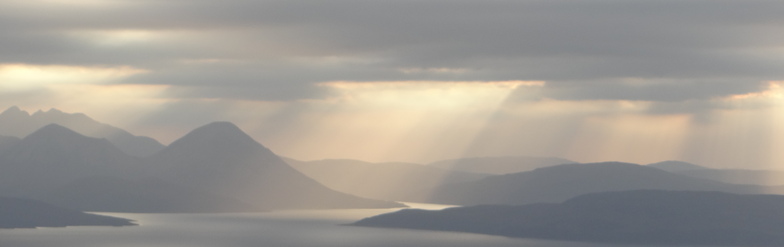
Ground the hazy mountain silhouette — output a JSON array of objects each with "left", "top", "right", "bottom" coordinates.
[
  {"left": 285, "top": 158, "right": 488, "bottom": 202},
  {"left": 643, "top": 161, "right": 784, "bottom": 186},
  {"left": 647, "top": 160, "right": 710, "bottom": 172},
  {"left": 674, "top": 169, "right": 784, "bottom": 186},
  {"left": 353, "top": 190, "right": 784, "bottom": 246},
  {"left": 427, "top": 162, "right": 770, "bottom": 205},
  {"left": 0, "top": 124, "right": 147, "bottom": 197},
  {"left": 0, "top": 106, "right": 164, "bottom": 157},
  {"left": 149, "top": 122, "right": 403, "bottom": 210},
  {"left": 0, "top": 196, "right": 134, "bottom": 229},
  {"left": 0, "top": 135, "right": 20, "bottom": 153},
  {"left": 429, "top": 156, "right": 574, "bottom": 175},
  {"left": 45, "top": 176, "right": 255, "bottom": 213},
  {"left": 0, "top": 124, "right": 259, "bottom": 213}
]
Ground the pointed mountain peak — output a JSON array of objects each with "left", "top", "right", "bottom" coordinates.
[
  {"left": 186, "top": 121, "right": 249, "bottom": 139},
  {"left": 0, "top": 106, "right": 30, "bottom": 118},
  {"left": 25, "top": 124, "right": 86, "bottom": 140},
  {"left": 165, "top": 121, "right": 264, "bottom": 152},
  {"left": 195, "top": 121, "right": 244, "bottom": 133},
  {"left": 2, "top": 106, "right": 23, "bottom": 113},
  {"left": 32, "top": 108, "right": 67, "bottom": 117}
]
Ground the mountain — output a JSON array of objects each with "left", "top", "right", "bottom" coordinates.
[
  {"left": 427, "top": 162, "right": 770, "bottom": 206},
  {"left": 44, "top": 176, "right": 254, "bottom": 213},
  {"left": 285, "top": 158, "right": 489, "bottom": 202},
  {"left": 0, "top": 135, "right": 20, "bottom": 153},
  {"left": 0, "top": 106, "right": 164, "bottom": 157},
  {"left": 0, "top": 197, "right": 134, "bottom": 229},
  {"left": 149, "top": 122, "right": 403, "bottom": 210},
  {"left": 647, "top": 160, "right": 710, "bottom": 172},
  {"left": 428, "top": 156, "right": 574, "bottom": 175},
  {"left": 0, "top": 124, "right": 254, "bottom": 213},
  {"left": 675, "top": 169, "right": 784, "bottom": 186},
  {"left": 353, "top": 190, "right": 784, "bottom": 246},
  {"left": 0, "top": 124, "right": 147, "bottom": 197}
]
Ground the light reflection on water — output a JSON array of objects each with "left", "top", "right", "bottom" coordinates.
[{"left": 0, "top": 202, "right": 704, "bottom": 247}]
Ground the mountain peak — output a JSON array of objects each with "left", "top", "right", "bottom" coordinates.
[
  {"left": 183, "top": 121, "right": 251, "bottom": 140},
  {"left": 2, "top": 105, "right": 22, "bottom": 113},
  {"left": 25, "top": 124, "right": 90, "bottom": 141},
  {"left": 0, "top": 106, "right": 30, "bottom": 119},
  {"left": 46, "top": 108, "right": 64, "bottom": 114},
  {"left": 195, "top": 121, "right": 244, "bottom": 133},
  {"left": 31, "top": 108, "right": 71, "bottom": 118},
  {"left": 163, "top": 121, "right": 265, "bottom": 154}
]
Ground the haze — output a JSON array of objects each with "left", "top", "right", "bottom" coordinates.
[{"left": 2, "top": 0, "right": 784, "bottom": 169}]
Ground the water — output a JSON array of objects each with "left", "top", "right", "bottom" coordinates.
[{"left": 0, "top": 203, "right": 702, "bottom": 247}]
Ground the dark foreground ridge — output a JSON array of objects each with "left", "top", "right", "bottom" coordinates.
[
  {"left": 353, "top": 190, "right": 784, "bottom": 246},
  {"left": 0, "top": 197, "right": 135, "bottom": 229}
]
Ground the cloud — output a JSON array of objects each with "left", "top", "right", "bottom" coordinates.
[
  {"left": 532, "top": 81, "right": 770, "bottom": 102},
  {"left": 2, "top": 0, "right": 784, "bottom": 102}
]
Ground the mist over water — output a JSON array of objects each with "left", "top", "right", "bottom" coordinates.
[{"left": 0, "top": 204, "right": 696, "bottom": 247}]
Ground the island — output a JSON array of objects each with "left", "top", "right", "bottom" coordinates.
[
  {"left": 353, "top": 190, "right": 784, "bottom": 246},
  {"left": 0, "top": 197, "right": 135, "bottom": 229}
]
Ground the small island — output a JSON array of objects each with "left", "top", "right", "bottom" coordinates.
[
  {"left": 353, "top": 190, "right": 784, "bottom": 246},
  {"left": 0, "top": 197, "right": 135, "bottom": 229}
]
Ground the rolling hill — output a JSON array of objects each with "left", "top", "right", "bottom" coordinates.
[
  {"left": 354, "top": 190, "right": 784, "bottom": 246},
  {"left": 427, "top": 162, "right": 772, "bottom": 205}
]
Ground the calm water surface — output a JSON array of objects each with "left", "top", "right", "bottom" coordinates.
[{"left": 0, "top": 202, "right": 706, "bottom": 247}]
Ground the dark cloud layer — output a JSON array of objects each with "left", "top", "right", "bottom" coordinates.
[
  {"left": 2, "top": 0, "right": 784, "bottom": 101},
  {"left": 537, "top": 81, "right": 769, "bottom": 102}
]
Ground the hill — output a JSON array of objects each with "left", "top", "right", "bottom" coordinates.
[
  {"left": 429, "top": 156, "right": 574, "bottom": 175},
  {"left": 427, "top": 162, "right": 771, "bottom": 205},
  {"left": 675, "top": 169, "right": 784, "bottom": 186},
  {"left": 647, "top": 160, "right": 710, "bottom": 172},
  {"left": 0, "top": 197, "right": 134, "bottom": 229},
  {"left": 354, "top": 190, "right": 784, "bottom": 246}
]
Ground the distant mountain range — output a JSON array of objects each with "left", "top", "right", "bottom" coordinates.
[
  {"left": 645, "top": 161, "right": 784, "bottom": 186},
  {"left": 646, "top": 160, "right": 710, "bottom": 172},
  {"left": 674, "top": 169, "right": 784, "bottom": 187},
  {"left": 426, "top": 162, "right": 776, "bottom": 205},
  {"left": 0, "top": 124, "right": 147, "bottom": 198},
  {"left": 0, "top": 110, "right": 402, "bottom": 212},
  {"left": 147, "top": 122, "right": 402, "bottom": 210},
  {"left": 0, "top": 197, "right": 134, "bottom": 229},
  {"left": 3, "top": 106, "right": 784, "bottom": 216},
  {"left": 353, "top": 190, "right": 784, "bottom": 246},
  {"left": 286, "top": 158, "right": 488, "bottom": 202},
  {"left": 0, "top": 106, "right": 164, "bottom": 157},
  {"left": 428, "top": 156, "right": 574, "bottom": 175}
]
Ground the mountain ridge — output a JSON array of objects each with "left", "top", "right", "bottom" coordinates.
[
  {"left": 0, "top": 106, "right": 164, "bottom": 157},
  {"left": 149, "top": 121, "right": 404, "bottom": 210},
  {"left": 0, "top": 124, "right": 147, "bottom": 198},
  {"left": 427, "top": 162, "right": 772, "bottom": 205},
  {"left": 353, "top": 190, "right": 784, "bottom": 246},
  {"left": 429, "top": 156, "right": 575, "bottom": 175}
]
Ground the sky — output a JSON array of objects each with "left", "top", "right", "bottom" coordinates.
[{"left": 1, "top": 0, "right": 783, "bottom": 168}]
